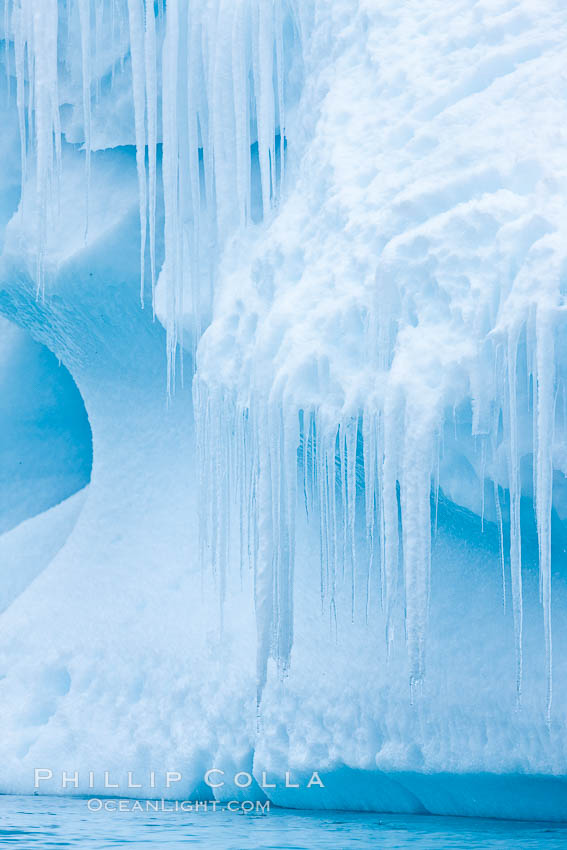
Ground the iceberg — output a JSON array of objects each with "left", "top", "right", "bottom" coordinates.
[{"left": 0, "top": 0, "right": 566, "bottom": 821}]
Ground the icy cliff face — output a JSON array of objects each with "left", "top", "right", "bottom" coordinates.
[{"left": 0, "top": 0, "right": 567, "bottom": 820}]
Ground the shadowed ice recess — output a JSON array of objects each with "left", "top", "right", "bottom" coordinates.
[{"left": 0, "top": 0, "right": 566, "bottom": 822}]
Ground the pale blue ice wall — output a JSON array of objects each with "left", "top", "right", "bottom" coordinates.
[
  {"left": 0, "top": 316, "right": 92, "bottom": 533},
  {"left": 0, "top": 0, "right": 566, "bottom": 821}
]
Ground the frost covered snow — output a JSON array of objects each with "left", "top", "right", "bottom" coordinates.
[{"left": 0, "top": 0, "right": 567, "bottom": 821}]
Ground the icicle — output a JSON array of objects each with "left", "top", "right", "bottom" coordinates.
[
  {"left": 346, "top": 418, "right": 358, "bottom": 620},
  {"left": 232, "top": 0, "right": 252, "bottom": 225},
  {"left": 184, "top": 2, "right": 204, "bottom": 333},
  {"left": 433, "top": 435, "right": 440, "bottom": 538},
  {"left": 253, "top": 0, "right": 275, "bottom": 216},
  {"left": 493, "top": 480, "right": 506, "bottom": 613},
  {"left": 534, "top": 307, "right": 555, "bottom": 721},
  {"left": 277, "top": 407, "right": 298, "bottom": 669},
  {"left": 327, "top": 427, "right": 338, "bottom": 615},
  {"left": 480, "top": 438, "right": 486, "bottom": 533},
  {"left": 255, "top": 408, "right": 275, "bottom": 702},
  {"left": 338, "top": 423, "right": 346, "bottom": 580},
  {"left": 318, "top": 418, "right": 329, "bottom": 609},
  {"left": 381, "top": 393, "right": 401, "bottom": 648},
  {"left": 3, "top": 0, "right": 11, "bottom": 93},
  {"left": 274, "top": 0, "right": 285, "bottom": 188},
  {"left": 506, "top": 328, "right": 523, "bottom": 703},
  {"left": 11, "top": 0, "right": 60, "bottom": 292},
  {"left": 77, "top": 0, "right": 92, "bottom": 241},
  {"left": 362, "top": 411, "right": 378, "bottom": 620},
  {"left": 127, "top": 0, "right": 147, "bottom": 307},
  {"left": 13, "top": 0, "right": 28, "bottom": 196},
  {"left": 362, "top": 413, "right": 376, "bottom": 557},
  {"left": 144, "top": 0, "right": 157, "bottom": 309},
  {"left": 400, "top": 404, "right": 434, "bottom": 686},
  {"left": 161, "top": 0, "right": 179, "bottom": 394},
  {"left": 94, "top": 0, "right": 102, "bottom": 103}
]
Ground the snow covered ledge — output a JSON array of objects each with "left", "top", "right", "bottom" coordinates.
[{"left": 192, "top": 0, "right": 567, "bottom": 819}]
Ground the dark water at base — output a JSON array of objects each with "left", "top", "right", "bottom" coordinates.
[{"left": 0, "top": 796, "right": 566, "bottom": 849}]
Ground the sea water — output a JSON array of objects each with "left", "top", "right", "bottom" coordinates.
[{"left": 0, "top": 795, "right": 566, "bottom": 848}]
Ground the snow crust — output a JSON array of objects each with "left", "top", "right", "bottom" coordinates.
[{"left": 0, "top": 0, "right": 566, "bottom": 820}]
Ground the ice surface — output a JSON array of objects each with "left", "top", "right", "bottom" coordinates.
[
  {"left": 0, "top": 487, "right": 87, "bottom": 614},
  {"left": 0, "top": 317, "right": 92, "bottom": 533},
  {"left": 0, "top": 0, "right": 566, "bottom": 820}
]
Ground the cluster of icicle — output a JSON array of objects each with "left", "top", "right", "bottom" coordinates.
[
  {"left": 6, "top": 0, "right": 293, "bottom": 387},
  {"left": 8, "top": 0, "right": 60, "bottom": 293},
  {"left": 195, "top": 299, "right": 563, "bottom": 717},
  {"left": 5, "top": 0, "right": 562, "bottom": 719},
  {"left": 5, "top": 0, "right": 303, "bottom": 694},
  {"left": 152, "top": 0, "right": 292, "bottom": 390}
]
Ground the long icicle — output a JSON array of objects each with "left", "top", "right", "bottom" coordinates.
[
  {"left": 144, "top": 0, "right": 157, "bottom": 310},
  {"left": 127, "top": 0, "right": 147, "bottom": 307},
  {"left": 534, "top": 306, "right": 555, "bottom": 722},
  {"left": 77, "top": 0, "right": 92, "bottom": 240},
  {"left": 507, "top": 327, "right": 523, "bottom": 704}
]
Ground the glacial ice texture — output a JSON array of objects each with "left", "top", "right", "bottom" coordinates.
[{"left": 0, "top": 0, "right": 566, "bottom": 820}]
